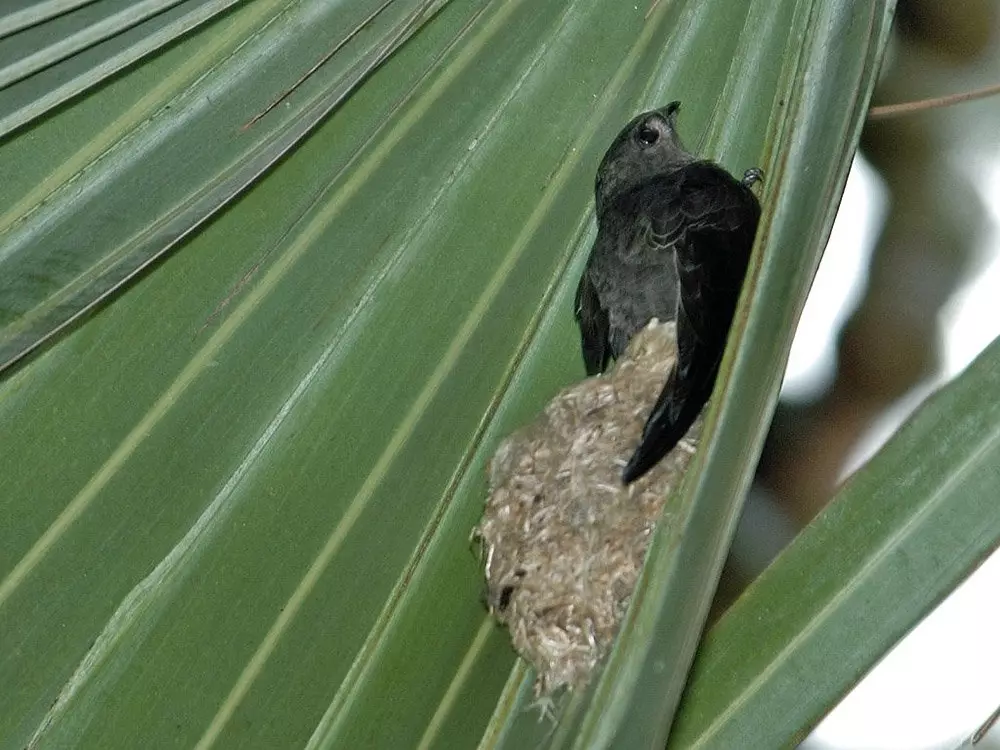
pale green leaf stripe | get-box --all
[190,0,574,744]
[24,361,304,746]
[415,618,495,750]
[2,0,189,89]
[197,27,609,747]
[0,1,245,137]
[0,1,93,37]
[13,0,534,743]
[0,0,282,236]
[475,664,533,750]
[27,63,504,732]
[0,0,476,612]
[299,0,578,737]
[2,0,446,375]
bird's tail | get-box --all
[621,341,719,484]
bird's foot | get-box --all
[742,167,764,188]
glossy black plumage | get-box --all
[574,102,760,484]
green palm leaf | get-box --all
[12,1,987,749]
[0,0,445,370]
[670,334,1000,748]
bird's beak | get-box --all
[659,101,681,129]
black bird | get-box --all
[574,101,761,484]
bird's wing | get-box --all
[574,265,612,376]
[623,162,760,483]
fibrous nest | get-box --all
[473,320,702,695]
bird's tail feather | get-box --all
[622,343,719,484]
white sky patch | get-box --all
[940,152,1000,379]
[780,157,887,402]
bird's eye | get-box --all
[636,124,659,146]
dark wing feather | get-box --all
[574,267,612,375]
[623,162,760,483]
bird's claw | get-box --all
[742,167,764,188]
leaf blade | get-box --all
[671,336,1000,749]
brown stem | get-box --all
[868,81,1000,120]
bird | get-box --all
[574,101,762,484]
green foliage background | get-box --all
[6,2,998,749]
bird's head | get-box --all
[594,101,693,215]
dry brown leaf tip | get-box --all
[473,320,701,695]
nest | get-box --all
[473,321,702,695]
